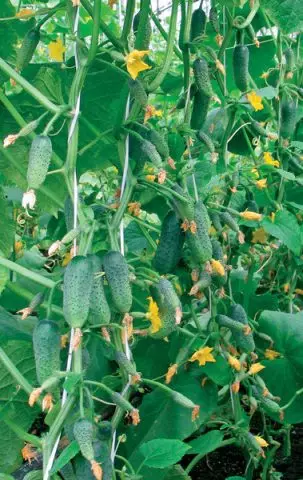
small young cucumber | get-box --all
[230,303,255,353]
[103,251,132,314]
[88,255,111,325]
[284,47,295,78]
[150,278,181,339]
[193,57,213,98]
[73,419,95,462]
[16,28,40,71]
[186,201,213,265]
[233,45,249,92]
[197,129,215,153]
[211,238,224,261]
[190,91,210,130]
[141,139,163,167]
[33,319,60,387]
[171,184,196,222]
[63,256,94,328]
[280,96,297,139]
[133,10,152,50]
[129,79,148,107]
[153,211,185,274]
[190,4,207,47]
[209,211,223,233]
[134,123,170,160]
[209,6,220,33]
[220,211,239,232]
[27,135,52,190]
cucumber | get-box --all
[33,319,60,387]
[23,472,43,480]
[190,4,207,46]
[153,211,185,274]
[186,201,212,265]
[74,439,113,480]
[27,135,52,190]
[190,91,210,130]
[211,238,223,261]
[233,45,249,92]
[88,255,111,325]
[193,57,213,98]
[63,256,94,328]
[209,211,223,233]
[103,251,132,314]
[171,184,195,222]
[150,278,181,339]
[209,6,220,33]
[134,123,170,160]
[133,10,152,50]
[245,199,259,213]
[73,419,95,462]
[280,96,297,139]
[220,211,239,232]
[230,304,255,353]
[16,28,40,71]
[284,47,295,77]
[115,351,138,377]
[250,120,268,138]
[197,129,215,152]
[176,84,197,110]
[129,79,148,107]
[141,139,163,167]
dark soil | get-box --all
[183,425,303,480]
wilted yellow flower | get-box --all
[130,408,140,425]
[48,38,66,62]
[295,288,303,295]
[3,134,18,148]
[252,228,268,244]
[21,443,38,463]
[165,363,178,384]
[42,393,54,412]
[255,179,267,190]
[145,174,156,182]
[264,349,280,360]
[240,211,262,221]
[264,151,280,167]
[254,436,269,448]
[17,307,33,320]
[62,252,72,266]
[248,363,265,375]
[125,50,151,79]
[228,355,241,372]
[22,190,36,210]
[215,59,225,75]
[128,202,141,217]
[189,346,216,366]
[211,259,225,277]
[91,460,103,480]
[260,71,269,79]
[144,105,163,123]
[247,91,264,111]
[146,297,162,333]
[251,168,260,179]
[60,334,69,349]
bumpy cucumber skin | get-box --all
[210,212,223,233]
[153,211,185,274]
[193,57,213,97]
[280,97,297,139]
[250,120,268,137]
[284,48,295,73]
[172,184,195,222]
[150,279,181,339]
[186,201,212,265]
[33,320,60,386]
[63,256,94,328]
[73,419,95,462]
[103,251,132,314]
[148,130,170,160]
[16,28,40,71]
[141,139,163,167]
[27,135,52,189]
[129,79,148,107]
[220,212,239,232]
[233,45,249,92]
[197,129,215,152]
[88,255,111,325]
[133,11,152,50]
[209,6,220,33]
[190,91,210,130]
[190,6,206,43]
[230,304,255,353]
[211,238,224,261]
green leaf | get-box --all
[163,465,191,479]
[290,141,303,151]
[0,190,14,258]
[0,306,33,344]
[276,169,296,181]
[139,439,190,469]
[50,440,80,474]
[261,210,301,255]
[256,86,278,99]
[260,0,303,33]
[188,430,224,455]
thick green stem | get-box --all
[0,257,56,289]
[185,438,236,473]
[151,11,182,60]
[0,347,34,397]
[87,0,101,64]
[148,0,179,92]
[6,281,64,317]
[4,417,42,448]
[121,0,136,45]
[233,0,260,28]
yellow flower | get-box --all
[252,228,268,244]
[62,252,72,267]
[228,355,241,372]
[125,50,151,79]
[251,168,260,179]
[264,349,280,360]
[270,212,276,222]
[48,38,66,62]
[165,364,178,384]
[146,297,162,333]
[144,105,163,123]
[254,436,269,448]
[295,288,303,295]
[189,346,216,366]
[240,211,262,221]
[260,71,269,79]
[211,259,225,277]
[145,174,156,182]
[247,91,264,111]
[255,179,267,190]
[248,363,265,375]
[15,8,33,18]
[263,151,280,167]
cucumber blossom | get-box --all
[186,201,212,265]
[88,255,111,325]
[280,96,297,139]
[190,91,210,130]
[193,57,213,97]
[63,256,94,328]
[27,135,52,190]
[153,211,185,274]
[16,28,40,71]
[73,419,95,462]
[33,319,60,387]
[103,251,132,314]
[190,4,207,45]
[129,79,148,107]
[233,45,249,92]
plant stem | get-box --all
[4,417,42,448]
[233,0,259,28]
[87,0,101,64]
[0,347,34,397]
[121,0,136,45]
[150,11,182,60]
[6,281,64,317]
[185,438,236,473]
[0,257,56,289]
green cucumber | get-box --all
[33,319,60,387]
[134,123,170,160]
[73,419,95,462]
[141,139,163,167]
[250,120,268,138]
[115,351,138,377]
[284,48,295,77]
[209,211,223,233]
[186,201,212,265]
[190,91,210,130]
[193,57,213,97]
[103,251,132,314]
[16,28,40,71]
[133,10,152,50]
[88,255,111,325]
[190,4,207,47]
[27,135,52,190]
[63,256,94,328]
[230,303,255,353]
[197,129,215,152]
[209,6,220,33]
[280,96,297,139]
[176,84,197,110]
[153,211,185,274]
[211,238,224,261]
[150,278,181,339]
[245,199,259,213]
[171,184,195,222]
[129,79,148,107]
[23,472,43,480]
[233,45,249,92]
[220,211,239,232]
